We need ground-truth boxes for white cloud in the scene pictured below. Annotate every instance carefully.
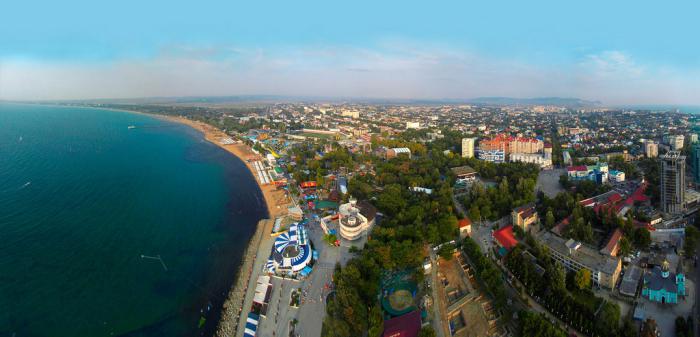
[0,45,698,105]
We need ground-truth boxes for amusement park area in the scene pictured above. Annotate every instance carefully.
[238,175,381,337]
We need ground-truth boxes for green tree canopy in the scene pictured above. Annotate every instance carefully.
[574,268,592,290]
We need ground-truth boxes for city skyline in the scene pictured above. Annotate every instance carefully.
[1,0,699,104]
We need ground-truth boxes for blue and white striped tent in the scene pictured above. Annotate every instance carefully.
[243,312,259,337]
[288,224,299,242]
[264,258,276,273]
[291,245,310,267]
[297,224,308,245]
[274,232,291,253]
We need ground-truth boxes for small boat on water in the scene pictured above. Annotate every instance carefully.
[128,125,136,129]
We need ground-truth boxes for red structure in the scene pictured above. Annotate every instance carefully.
[478,134,543,154]
[383,310,421,337]
[493,225,518,250]
[300,181,317,189]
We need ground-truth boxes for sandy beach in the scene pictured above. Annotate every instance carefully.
[163,116,287,219]
[161,116,288,337]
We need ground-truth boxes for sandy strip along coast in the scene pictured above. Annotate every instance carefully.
[162,116,288,337]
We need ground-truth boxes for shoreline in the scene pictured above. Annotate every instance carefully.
[19,103,286,336]
[158,115,287,337]
[159,115,286,219]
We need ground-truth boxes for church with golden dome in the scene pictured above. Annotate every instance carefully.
[641,259,685,304]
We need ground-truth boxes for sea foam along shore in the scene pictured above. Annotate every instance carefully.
[160,116,288,337]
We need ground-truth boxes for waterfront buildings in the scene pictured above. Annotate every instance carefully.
[660,151,686,214]
[461,137,475,158]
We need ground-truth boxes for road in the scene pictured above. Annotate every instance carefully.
[429,248,447,337]
[694,250,699,337]
[455,201,587,335]
[498,260,589,337]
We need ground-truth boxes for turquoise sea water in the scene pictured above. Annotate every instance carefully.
[0,104,267,336]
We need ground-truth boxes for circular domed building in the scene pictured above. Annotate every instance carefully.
[264,223,312,275]
[338,199,375,241]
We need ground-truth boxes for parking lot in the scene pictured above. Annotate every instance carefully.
[536,168,565,198]
[252,216,350,337]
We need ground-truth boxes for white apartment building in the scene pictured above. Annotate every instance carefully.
[461,138,476,158]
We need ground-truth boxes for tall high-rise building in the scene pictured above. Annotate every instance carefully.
[669,135,685,151]
[693,144,700,183]
[644,140,658,158]
[461,138,476,158]
[690,133,699,144]
[660,151,686,214]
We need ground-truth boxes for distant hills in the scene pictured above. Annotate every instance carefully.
[465,97,602,107]
[11,95,603,107]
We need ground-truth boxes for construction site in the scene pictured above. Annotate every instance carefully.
[435,251,504,337]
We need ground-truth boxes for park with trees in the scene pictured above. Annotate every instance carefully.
[504,243,630,337]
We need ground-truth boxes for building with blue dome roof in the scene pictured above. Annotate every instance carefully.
[642,259,685,304]
[264,223,314,276]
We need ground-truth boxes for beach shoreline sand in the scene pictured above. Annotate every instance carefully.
[162,116,287,219]
[19,103,283,337]
[159,116,288,337]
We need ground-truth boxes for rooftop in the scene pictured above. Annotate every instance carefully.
[538,231,620,275]
[493,225,518,250]
[451,165,477,176]
[458,218,472,229]
[383,310,421,337]
[644,266,678,293]
[600,228,623,256]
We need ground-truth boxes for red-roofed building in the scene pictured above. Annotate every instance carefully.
[552,217,571,236]
[600,228,623,256]
[608,193,623,204]
[300,181,317,189]
[478,133,543,155]
[493,225,518,251]
[581,190,625,216]
[383,310,421,337]
[458,218,472,238]
[625,182,650,206]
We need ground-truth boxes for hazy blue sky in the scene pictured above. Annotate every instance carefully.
[1,0,698,104]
